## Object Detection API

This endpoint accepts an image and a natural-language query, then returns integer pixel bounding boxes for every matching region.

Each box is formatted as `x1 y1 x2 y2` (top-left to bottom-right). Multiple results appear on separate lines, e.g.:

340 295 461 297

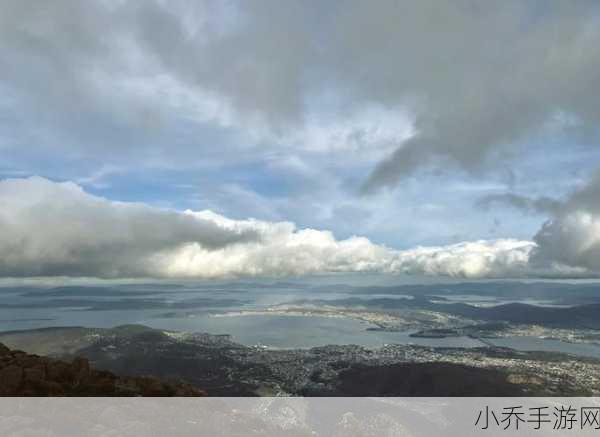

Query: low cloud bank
0 177 597 279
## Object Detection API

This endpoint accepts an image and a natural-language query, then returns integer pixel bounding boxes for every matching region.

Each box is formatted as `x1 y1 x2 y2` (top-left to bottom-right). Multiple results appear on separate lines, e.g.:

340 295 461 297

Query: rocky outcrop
0 342 205 396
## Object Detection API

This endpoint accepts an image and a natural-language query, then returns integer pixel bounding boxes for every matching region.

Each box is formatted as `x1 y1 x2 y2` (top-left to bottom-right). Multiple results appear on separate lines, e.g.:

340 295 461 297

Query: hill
0 341 205 396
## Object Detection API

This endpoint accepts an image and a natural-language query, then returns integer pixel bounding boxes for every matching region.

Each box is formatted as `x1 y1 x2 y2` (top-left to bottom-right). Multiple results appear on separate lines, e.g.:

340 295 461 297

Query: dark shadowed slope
0 342 205 396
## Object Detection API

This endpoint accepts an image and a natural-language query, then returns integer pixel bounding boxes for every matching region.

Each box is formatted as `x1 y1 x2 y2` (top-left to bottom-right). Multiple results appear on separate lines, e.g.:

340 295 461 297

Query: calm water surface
1 284 599 358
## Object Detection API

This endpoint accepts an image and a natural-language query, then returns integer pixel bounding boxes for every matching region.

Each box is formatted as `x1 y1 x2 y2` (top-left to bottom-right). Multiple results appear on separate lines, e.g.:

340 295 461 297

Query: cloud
8 176 600 280
532 211 600 275
476 193 562 215
528 172 600 274
0 177 542 279
0 177 259 277
392 240 534 279
3 1 600 189
474 171 600 277
337 1 600 191
4 2 600 280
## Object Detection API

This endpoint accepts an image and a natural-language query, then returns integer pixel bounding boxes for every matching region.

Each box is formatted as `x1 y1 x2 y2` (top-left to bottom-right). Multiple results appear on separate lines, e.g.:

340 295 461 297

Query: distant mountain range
297 295 600 329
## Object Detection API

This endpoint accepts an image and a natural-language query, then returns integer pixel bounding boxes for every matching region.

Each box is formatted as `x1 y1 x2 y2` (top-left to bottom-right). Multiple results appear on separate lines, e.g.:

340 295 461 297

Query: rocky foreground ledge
0 342 205 396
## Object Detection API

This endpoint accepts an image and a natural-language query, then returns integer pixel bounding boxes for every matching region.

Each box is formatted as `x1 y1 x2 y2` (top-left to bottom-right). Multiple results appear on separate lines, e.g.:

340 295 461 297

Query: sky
2 0 600 280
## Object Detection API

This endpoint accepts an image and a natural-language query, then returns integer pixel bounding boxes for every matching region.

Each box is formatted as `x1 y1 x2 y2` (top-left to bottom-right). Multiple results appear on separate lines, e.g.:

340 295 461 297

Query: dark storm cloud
2 1 600 188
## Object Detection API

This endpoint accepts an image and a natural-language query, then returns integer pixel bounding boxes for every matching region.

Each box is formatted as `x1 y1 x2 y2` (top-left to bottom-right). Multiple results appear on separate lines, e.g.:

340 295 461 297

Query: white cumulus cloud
391 240 535 279
0 176 569 280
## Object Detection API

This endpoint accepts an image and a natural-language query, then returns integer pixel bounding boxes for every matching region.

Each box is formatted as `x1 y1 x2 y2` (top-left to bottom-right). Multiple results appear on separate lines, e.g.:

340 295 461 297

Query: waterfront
2 281 600 359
